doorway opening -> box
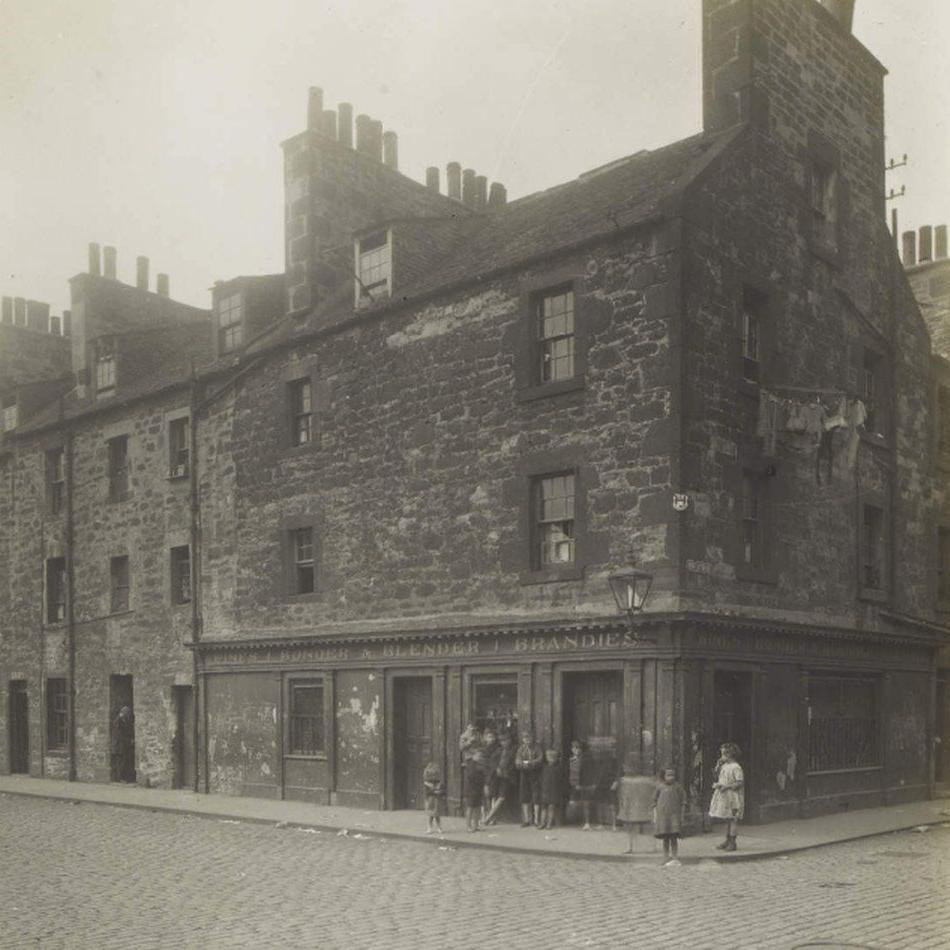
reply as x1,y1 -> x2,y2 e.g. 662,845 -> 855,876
712,669 -> 754,808
393,677 -> 432,810
8,680 -> 29,774
172,685 -> 195,790
109,674 -> 136,783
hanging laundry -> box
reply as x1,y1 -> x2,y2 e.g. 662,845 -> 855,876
802,401 -> 823,445
842,398 -> 868,472
822,395 -> 848,431
785,402 -> 809,433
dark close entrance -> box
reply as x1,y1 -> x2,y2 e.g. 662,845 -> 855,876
9,680 -> 29,774
109,674 -> 136,783
712,670 -> 754,811
393,677 -> 432,809
172,685 -> 195,790
562,671 -> 623,823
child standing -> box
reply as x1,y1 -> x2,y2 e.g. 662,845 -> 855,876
653,767 -> 685,865
615,763 -> 656,854
515,730 -> 544,827
464,750 -> 485,832
539,748 -> 563,830
568,739 -> 592,830
422,761 -> 445,835
709,742 -> 744,851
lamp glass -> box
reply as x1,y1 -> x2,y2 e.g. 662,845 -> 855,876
608,569 -> 653,614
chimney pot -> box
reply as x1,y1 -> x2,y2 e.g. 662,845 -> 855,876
88,242 -> 102,276
103,245 -> 117,279
425,166 -> 440,193
157,273 -> 170,297
488,182 -> 508,208
62,310 -> 72,337
136,255 -> 149,291
338,103 -> 354,148
382,131 -> 398,170
919,225 -> 933,263
936,225 -> 948,260
307,87 -> 324,131
462,168 -> 477,208
13,297 -> 26,326
902,230 -> 917,267
474,175 -> 488,211
446,162 -> 462,201
1,297 -> 12,324
321,109 -> 337,139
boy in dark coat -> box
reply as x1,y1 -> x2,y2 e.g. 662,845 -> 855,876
539,748 -> 563,830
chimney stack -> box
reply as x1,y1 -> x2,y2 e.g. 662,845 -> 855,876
918,225 -> 933,262
157,273 -> 170,297
902,230 -> 916,267
462,168 -> 476,208
474,175 -> 488,211
307,87 -> 324,131
446,162 -> 462,201
1,297 -> 12,324
425,166 -> 440,193
136,255 -> 149,291
50,315 -> 61,336
355,114 -> 373,155
936,225 -> 948,260
488,182 -> 507,208
26,300 -> 50,333
369,119 -> 383,161
13,298 -> 26,326
103,245 -> 117,279
338,103 -> 354,148
321,109 -> 337,139
88,242 -> 102,276
62,311 -> 72,337
819,0 -> 855,31
382,131 -> 398,170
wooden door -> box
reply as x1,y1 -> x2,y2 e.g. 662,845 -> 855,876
173,685 -> 195,790
9,681 -> 29,774
563,672 -> 623,820
394,678 -> 432,810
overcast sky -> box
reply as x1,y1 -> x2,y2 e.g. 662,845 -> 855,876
1,1 -> 948,316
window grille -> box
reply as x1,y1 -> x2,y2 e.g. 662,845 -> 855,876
289,682 -> 324,755
808,675 -> 878,772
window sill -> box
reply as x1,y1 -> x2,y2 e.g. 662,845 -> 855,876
283,440 -> 319,457
44,619 -> 66,629
107,495 -> 131,505
516,377 -> 585,404
167,472 -> 190,482
45,749 -> 69,758
284,591 -> 323,603
519,564 -> 585,586
107,608 -> 135,619
736,567 -> 778,585
805,765 -> 882,777
283,753 -> 328,762
858,587 -> 889,604
171,600 -> 192,610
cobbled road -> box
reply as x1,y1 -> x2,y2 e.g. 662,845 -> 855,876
1,794 -> 947,950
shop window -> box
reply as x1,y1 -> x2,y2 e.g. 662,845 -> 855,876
168,417 -> 190,478
95,338 -> 116,396
288,680 -> 325,756
170,545 -> 191,605
46,446 -> 65,514
46,678 -> 68,751
108,435 -> 130,501
110,555 -> 130,613
534,473 -> 575,567
2,395 -> 17,432
939,528 -> 950,606
289,379 -> 313,447
46,557 -> 66,623
217,293 -> 244,353
356,230 -> 391,304
807,675 -> 879,772
472,676 -> 519,740
536,287 -> 575,384
290,527 -> 315,595
861,504 -> 885,591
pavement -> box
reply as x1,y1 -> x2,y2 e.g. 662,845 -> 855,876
1,772 -> 948,863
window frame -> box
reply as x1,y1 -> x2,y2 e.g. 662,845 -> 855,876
170,545 -> 192,606
354,229 -> 392,306
285,678 -> 327,758
740,285 -> 768,385
107,435 -> 130,502
805,131 -> 846,265
95,337 -> 117,397
110,555 -> 131,614
533,472 -> 576,570
217,292 -> 244,353
806,673 -> 881,774
858,501 -> 888,601
168,416 -> 190,479
46,556 -> 66,624
46,446 -> 65,515
45,677 -> 69,752
536,286 -> 576,386
288,378 -> 313,448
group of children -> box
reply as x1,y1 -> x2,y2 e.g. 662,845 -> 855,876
422,726 -> 745,862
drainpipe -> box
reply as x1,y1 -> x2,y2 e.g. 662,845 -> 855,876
65,428 -> 77,782
189,365 -> 202,792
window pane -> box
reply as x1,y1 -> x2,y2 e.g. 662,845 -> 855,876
290,683 -> 324,755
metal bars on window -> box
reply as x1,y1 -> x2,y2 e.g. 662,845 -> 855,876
289,681 -> 325,755
807,675 -> 878,772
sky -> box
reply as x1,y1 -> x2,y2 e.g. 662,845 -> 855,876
1,0 -> 948,316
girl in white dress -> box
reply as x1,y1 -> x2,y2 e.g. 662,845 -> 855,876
708,742 -> 744,851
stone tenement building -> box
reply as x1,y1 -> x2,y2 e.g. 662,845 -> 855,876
1,0 -> 948,822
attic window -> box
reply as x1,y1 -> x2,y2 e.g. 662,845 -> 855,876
218,293 -> 244,353
356,230 -> 391,304
95,338 -> 116,397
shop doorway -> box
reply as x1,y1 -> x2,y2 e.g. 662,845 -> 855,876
712,670 -> 754,808
562,671 -> 623,823
172,685 -> 195,790
393,677 -> 432,810
109,675 -> 136,783
8,680 -> 29,774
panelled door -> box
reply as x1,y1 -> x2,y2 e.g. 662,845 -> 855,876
393,678 -> 432,810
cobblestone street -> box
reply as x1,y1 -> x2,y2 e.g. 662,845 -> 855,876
1,795 -> 948,949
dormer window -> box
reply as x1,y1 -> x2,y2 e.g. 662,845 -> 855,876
218,293 -> 244,353
95,338 -> 116,397
1,395 -> 17,432
356,230 -> 391,305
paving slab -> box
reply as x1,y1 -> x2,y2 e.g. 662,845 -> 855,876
0,773 -> 947,863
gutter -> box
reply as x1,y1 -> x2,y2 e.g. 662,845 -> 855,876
65,429 -> 77,782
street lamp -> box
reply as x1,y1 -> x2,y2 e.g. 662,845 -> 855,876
608,566 -> 653,633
